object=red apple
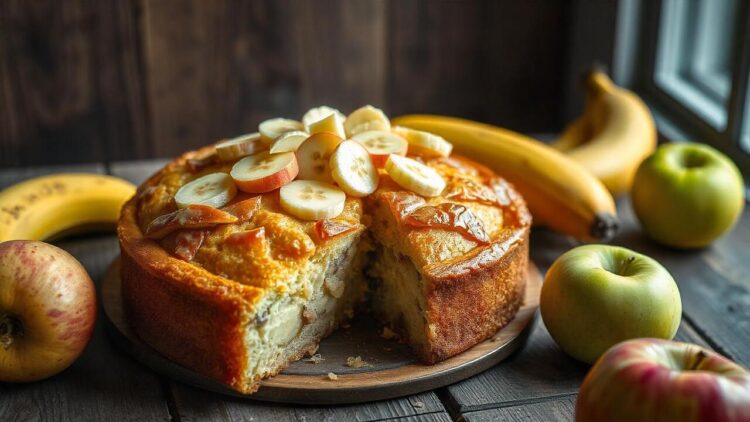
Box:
[230,151,299,193]
[577,338,750,422]
[0,240,97,382]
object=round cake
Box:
[117,105,531,394]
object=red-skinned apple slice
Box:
[230,151,299,193]
[351,130,408,168]
[146,204,237,239]
[295,132,343,182]
[577,338,750,422]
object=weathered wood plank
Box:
[613,198,750,367]
[460,396,576,422]
[0,0,151,166]
[142,0,387,159]
[171,382,447,422]
[0,166,171,422]
[387,0,566,133]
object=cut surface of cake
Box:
[117,106,531,394]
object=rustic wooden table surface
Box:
[1,160,748,422]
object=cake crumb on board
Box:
[305,353,324,364]
[327,372,338,381]
[346,356,372,368]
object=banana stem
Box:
[0,313,22,349]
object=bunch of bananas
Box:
[552,71,657,196]
[0,174,136,242]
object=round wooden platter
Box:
[101,258,542,405]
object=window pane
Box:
[655,0,740,130]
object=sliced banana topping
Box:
[296,132,343,182]
[345,105,391,137]
[230,151,298,193]
[280,180,346,221]
[302,106,345,131]
[258,118,304,146]
[175,172,237,208]
[308,112,346,139]
[330,140,379,197]
[215,132,265,161]
[393,126,453,158]
[385,154,446,197]
[351,130,408,168]
[269,130,309,154]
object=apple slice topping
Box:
[308,112,346,139]
[296,132,343,182]
[280,180,346,221]
[405,203,490,244]
[385,154,446,197]
[302,106,345,132]
[230,151,299,193]
[351,130,408,168]
[146,204,238,239]
[258,118,304,146]
[344,105,391,137]
[314,219,358,241]
[221,196,262,222]
[393,126,453,158]
[174,172,237,209]
[173,229,207,261]
[269,130,310,154]
[215,132,265,161]
[330,140,379,197]
[225,227,266,247]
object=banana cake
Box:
[118,105,531,394]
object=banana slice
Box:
[280,180,346,220]
[385,155,446,197]
[296,132,343,182]
[330,140,379,197]
[302,106,345,131]
[269,130,309,154]
[345,105,390,137]
[230,151,299,193]
[259,118,304,146]
[308,113,346,139]
[351,130,408,168]
[215,132,265,161]
[393,126,453,158]
[175,172,237,208]
[348,120,391,136]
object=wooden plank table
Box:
[1,160,748,422]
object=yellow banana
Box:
[0,173,136,241]
[391,114,618,241]
[559,71,657,196]
[550,115,590,152]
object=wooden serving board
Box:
[101,258,542,405]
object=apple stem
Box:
[0,313,22,349]
[619,255,636,276]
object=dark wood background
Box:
[0,0,582,168]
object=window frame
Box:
[613,0,750,193]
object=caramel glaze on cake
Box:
[118,145,531,394]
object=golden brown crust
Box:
[118,144,531,394]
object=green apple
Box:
[540,244,681,364]
[631,143,745,249]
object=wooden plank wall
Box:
[0,0,567,167]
